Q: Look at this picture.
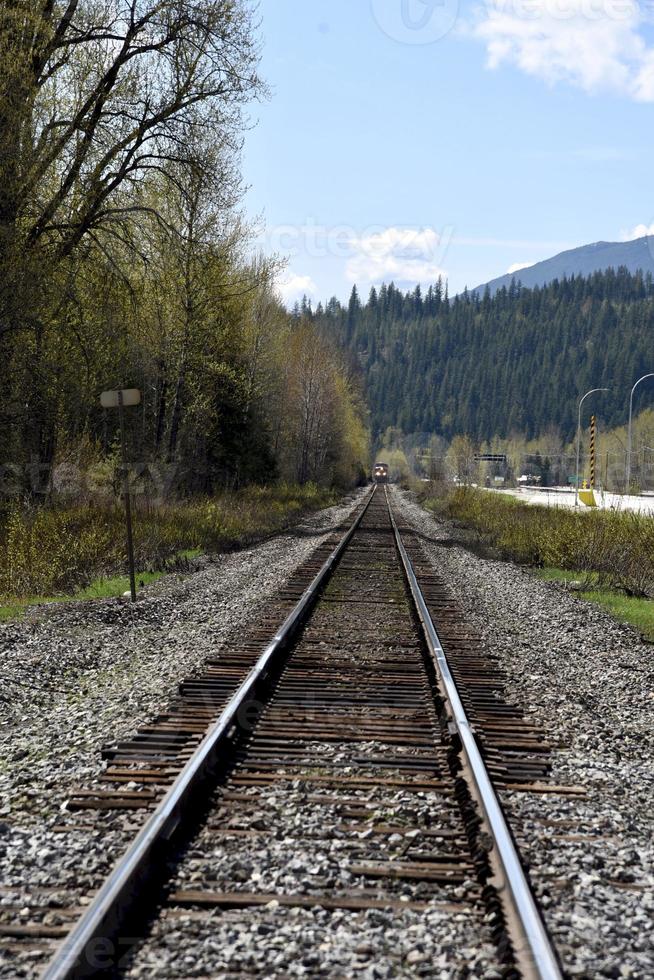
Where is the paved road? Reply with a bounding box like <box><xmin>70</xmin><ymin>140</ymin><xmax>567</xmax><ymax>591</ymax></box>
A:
<box><xmin>485</xmin><ymin>486</ymin><xmax>654</xmax><ymax>513</ymax></box>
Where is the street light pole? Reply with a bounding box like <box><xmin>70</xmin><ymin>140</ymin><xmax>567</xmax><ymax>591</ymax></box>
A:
<box><xmin>626</xmin><ymin>373</ymin><xmax>654</xmax><ymax>495</ymax></box>
<box><xmin>575</xmin><ymin>388</ymin><xmax>609</xmax><ymax>507</ymax></box>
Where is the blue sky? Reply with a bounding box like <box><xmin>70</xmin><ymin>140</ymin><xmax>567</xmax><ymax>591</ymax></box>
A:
<box><xmin>242</xmin><ymin>0</ymin><xmax>654</xmax><ymax>304</ymax></box>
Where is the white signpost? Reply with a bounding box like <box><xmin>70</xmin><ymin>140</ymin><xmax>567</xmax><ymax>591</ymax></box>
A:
<box><xmin>100</xmin><ymin>388</ymin><xmax>141</xmax><ymax>409</ymax></box>
<box><xmin>100</xmin><ymin>388</ymin><xmax>141</xmax><ymax>602</ymax></box>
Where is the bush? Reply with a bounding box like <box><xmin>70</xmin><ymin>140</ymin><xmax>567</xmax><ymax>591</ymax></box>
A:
<box><xmin>427</xmin><ymin>487</ymin><xmax>654</xmax><ymax>598</ymax></box>
<box><xmin>0</xmin><ymin>483</ymin><xmax>338</xmax><ymax>601</ymax></box>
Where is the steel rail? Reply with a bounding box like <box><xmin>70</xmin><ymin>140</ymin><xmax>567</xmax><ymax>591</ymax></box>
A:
<box><xmin>43</xmin><ymin>487</ymin><xmax>377</xmax><ymax>980</ymax></box>
<box><xmin>385</xmin><ymin>487</ymin><xmax>562</xmax><ymax>980</ymax></box>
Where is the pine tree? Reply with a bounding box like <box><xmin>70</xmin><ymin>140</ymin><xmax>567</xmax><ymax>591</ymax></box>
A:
<box><xmin>312</xmin><ymin>270</ymin><xmax>654</xmax><ymax>444</ymax></box>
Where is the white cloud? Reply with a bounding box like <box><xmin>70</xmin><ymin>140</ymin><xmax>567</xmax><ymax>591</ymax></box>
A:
<box><xmin>472</xmin><ymin>0</ymin><xmax>654</xmax><ymax>101</ymax></box>
<box><xmin>346</xmin><ymin>227</ymin><xmax>449</xmax><ymax>287</ymax></box>
<box><xmin>621</xmin><ymin>222</ymin><xmax>654</xmax><ymax>240</ymax></box>
<box><xmin>507</xmin><ymin>261</ymin><xmax>533</xmax><ymax>274</ymax></box>
<box><xmin>277</xmin><ymin>273</ymin><xmax>317</xmax><ymax>306</ymax></box>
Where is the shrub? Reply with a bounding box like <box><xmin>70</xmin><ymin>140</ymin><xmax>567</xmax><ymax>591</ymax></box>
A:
<box><xmin>428</xmin><ymin>487</ymin><xmax>654</xmax><ymax>598</ymax></box>
<box><xmin>0</xmin><ymin>483</ymin><xmax>338</xmax><ymax>601</ymax></box>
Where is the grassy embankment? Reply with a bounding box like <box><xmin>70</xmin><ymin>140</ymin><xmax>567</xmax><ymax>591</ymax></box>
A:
<box><xmin>422</xmin><ymin>486</ymin><xmax>654</xmax><ymax>640</ymax></box>
<box><xmin>0</xmin><ymin>483</ymin><xmax>338</xmax><ymax>621</ymax></box>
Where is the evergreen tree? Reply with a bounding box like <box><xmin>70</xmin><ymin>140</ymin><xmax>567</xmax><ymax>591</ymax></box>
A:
<box><xmin>313</xmin><ymin>270</ymin><xmax>654</xmax><ymax>444</ymax></box>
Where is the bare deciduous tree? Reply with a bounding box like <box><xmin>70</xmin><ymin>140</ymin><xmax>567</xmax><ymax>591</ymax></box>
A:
<box><xmin>0</xmin><ymin>0</ymin><xmax>264</xmax><ymax>466</ymax></box>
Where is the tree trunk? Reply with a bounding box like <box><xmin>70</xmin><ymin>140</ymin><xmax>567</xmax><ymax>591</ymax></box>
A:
<box><xmin>167</xmin><ymin>361</ymin><xmax>185</xmax><ymax>463</ymax></box>
<box><xmin>154</xmin><ymin>366</ymin><xmax>168</xmax><ymax>454</ymax></box>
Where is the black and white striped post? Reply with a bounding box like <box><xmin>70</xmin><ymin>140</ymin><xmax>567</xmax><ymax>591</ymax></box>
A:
<box><xmin>589</xmin><ymin>415</ymin><xmax>596</xmax><ymax>489</ymax></box>
<box><xmin>575</xmin><ymin>388</ymin><xmax>609</xmax><ymax>506</ymax></box>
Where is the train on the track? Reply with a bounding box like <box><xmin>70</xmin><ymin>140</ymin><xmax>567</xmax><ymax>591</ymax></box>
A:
<box><xmin>373</xmin><ymin>461</ymin><xmax>390</xmax><ymax>484</ymax></box>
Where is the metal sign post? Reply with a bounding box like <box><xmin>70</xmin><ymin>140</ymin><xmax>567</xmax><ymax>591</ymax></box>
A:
<box><xmin>100</xmin><ymin>388</ymin><xmax>141</xmax><ymax>602</ymax></box>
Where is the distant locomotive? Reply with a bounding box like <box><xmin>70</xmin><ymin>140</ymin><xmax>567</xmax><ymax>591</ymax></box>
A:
<box><xmin>373</xmin><ymin>461</ymin><xmax>390</xmax><ymax>484</ymax></box>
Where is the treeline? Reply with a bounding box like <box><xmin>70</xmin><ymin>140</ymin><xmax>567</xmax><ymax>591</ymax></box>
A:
<box><xmin>375</xmin><ymin>412</ymin><xmax>654</xmax><ymax>493</ymax></box>
<box><xmin>307</xmin><ymin>268</ymin><xmax>654</xmax><ymax>443</ymax></box>
<box><xmin>0</xmin><ymin>1</ymin><xmax>367</xmax><ymax>502</ymax></box>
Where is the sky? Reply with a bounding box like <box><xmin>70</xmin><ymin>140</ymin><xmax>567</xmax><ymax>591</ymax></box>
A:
<box><xmin>242</xmin><ymin>0</ymin><xmax>654</xmax><ymax>305</ymax></box>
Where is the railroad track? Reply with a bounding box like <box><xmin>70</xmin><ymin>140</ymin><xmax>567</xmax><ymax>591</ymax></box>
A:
<box><xmin>23</xmin><ymin>487</ymin><xmax>565</xmax><ymax>978</ymax></box>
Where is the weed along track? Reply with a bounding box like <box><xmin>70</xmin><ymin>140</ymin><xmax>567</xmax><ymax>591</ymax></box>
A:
<box><xmin>20</xmin><ymin>489</ymin><xmax>565</xmax><ymax>978</ymax></box>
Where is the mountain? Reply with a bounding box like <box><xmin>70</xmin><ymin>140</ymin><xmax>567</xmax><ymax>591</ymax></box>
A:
<box><xmin>472</xmin><ymin>236</ymin><xmax>654</xmax><ymax>297</ymax></box>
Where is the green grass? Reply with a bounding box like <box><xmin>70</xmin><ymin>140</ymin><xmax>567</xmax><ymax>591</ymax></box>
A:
<box><xmin>422</xmin><ymin>485</ymin><xmax>654</xmax><ymax>640</ymax></box>
<box><xmin>0</xmin><ymin>551</ymin><xmax>205</xmax><ymax>622</ymax></box>
<box><xmin>422</xmin><ymin>485</ymin><xmax>654</xmax><ymax>599</ymax></box>
<box><xmin>535</xmin><ymin>567</ymin><xmax>654</xmax><ymax>640</ymax></box>
<box><xmin>0</xmin><ymin>568</ymin><xmax>170</xmax><ymax>622</ymax></box>
<box><xmin>0</xmin><ymin>483</ymin><xmax>337</xmax><ymax>606</ymax></box>
<box><xmin>76</xmin><ymin>569</ymin><xmax>166</xmax><ymax>599</ymax></box>
<box><xmin>535</xmin><ymin>567</ymin><xmax>599</xmax><ymax>585</ymax></box>
<box><xmin>580</xmin><ymin>591</ymin><xmax>654</xmax><ymax>640</ymax></box>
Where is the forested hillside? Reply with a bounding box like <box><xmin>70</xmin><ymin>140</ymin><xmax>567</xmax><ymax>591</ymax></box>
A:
<box><xmin>310</xmin><ymin>269</ymin><xmax>654</xmax><ymax>443</ymax></box>
<box><xmin>471</xmin><ymin>236</ymin><xmax>654</xmax><ymax>296</ymax></box>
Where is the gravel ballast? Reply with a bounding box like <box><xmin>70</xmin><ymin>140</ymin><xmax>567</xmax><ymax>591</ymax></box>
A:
<box><xmin>392</xmin><ymin>487</ymin><xmax>654</xmax><ymax>979</ymax></box>
<box><xmin>123</xmin><ymin>741</ymin><xmax>496</xmax><ymax>980</ymax></box>
<box><xmin>0</xmin><ymin>492</ymin><xmax>363</xmax><ymax>978</ymax></box>
<box><xmin>2</xmin><ymin>485</ymin><xmax>652</xmax><ymax>977</ymax></box>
